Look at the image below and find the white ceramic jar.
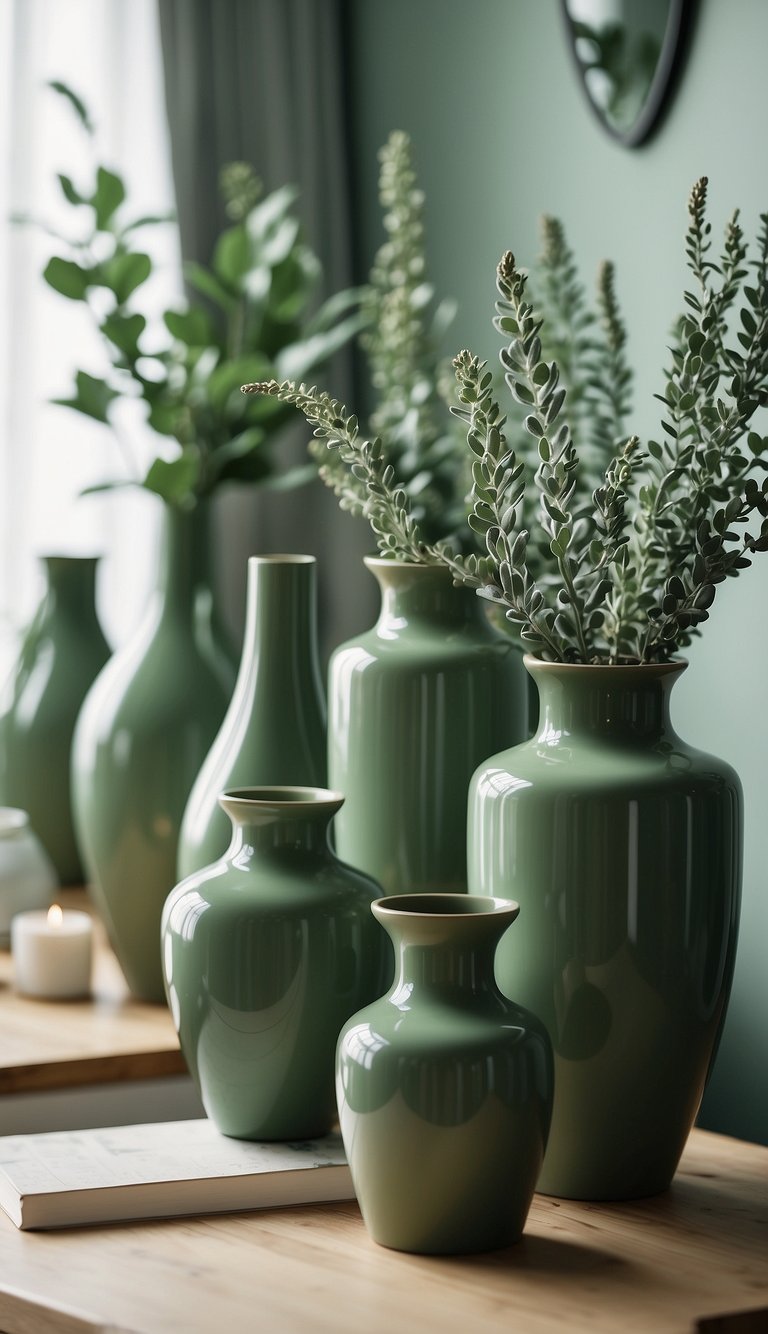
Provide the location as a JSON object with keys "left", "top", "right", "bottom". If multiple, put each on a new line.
{"left": 0, "top": 809, "right": 57, "bottom": 945}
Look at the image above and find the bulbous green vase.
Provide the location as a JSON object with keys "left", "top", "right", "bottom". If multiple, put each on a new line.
{"left": 0, "top": 556, "right": 110, "bottom": 883}
{"left": 329, "top": 558, "right": 527, "bottom": 896}
{"left": 177, "top": 555, "right": 326, "bottom": 879}
{"left": 468, "top": 656, "right": 742, "bottom": 1201}
{"left": 72, "top": 504, "right": 235, "bottom": 1002}
{"left": 162, "top": 787, "right": 385, "bottom": 1140}
{"left": 336, "top": 894, "right": 553, "bottom": 1254}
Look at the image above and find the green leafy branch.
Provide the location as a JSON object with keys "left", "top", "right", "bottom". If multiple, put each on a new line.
{"left": 442, "top": 179, "right": 768, "bottom": 663}
{"left": 22, "top": 82, "right": 362, "bottom": 508}
{"left": 241, "top": 379, "right": 436, "bottom": 564}
{"left": 359, "top": 131, "right": 470, "bottom": 547}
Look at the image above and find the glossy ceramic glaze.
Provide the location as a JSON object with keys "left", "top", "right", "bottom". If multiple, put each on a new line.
{"left": 0, "top": 808, "right": 57, "bottom": 944}
{"left": 329, "top": 558, "right": 526, "bottom": 897}
{"left": 178, "top": 556, "right": 326, "bottom": 878}
{"left": 337, "top": 894, "right": 553, "bottom": 1254}
{"left": 163, "top": 787, "right": 385, "bottom": 1140}
{"left": 469, "top": 656, "right": 742, "bottom": 1200}
{"left": 72, "top": 505, "right": 235, "bottom": 1002}
{"left": 0, "top": 557, "right": 110, "bottom": 883}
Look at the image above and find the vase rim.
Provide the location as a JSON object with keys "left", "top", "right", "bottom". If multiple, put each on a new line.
{"left": 248, "top": 554, "right": 316, "bottom": 565}
{"left": 363, "top": 556, "right": 446, "bottom": 574}
{"left": 219, "top": 785, "right": 344, "bottom": 811}
{"left": 0, "top": 808, "right": 29, "bottom": 839}
{"left": 523, "top": 654, "right": 687, "bottom": 678}
{"left": 373, "top": 893, "right": 520, "bottom": 921}
{"left": 40, "top": 553, "right": 102, "bottom": 564}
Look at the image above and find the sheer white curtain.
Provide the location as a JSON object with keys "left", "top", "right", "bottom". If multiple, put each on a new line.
{"left": 0, "top": 0, "right": 180, "bottom": 672}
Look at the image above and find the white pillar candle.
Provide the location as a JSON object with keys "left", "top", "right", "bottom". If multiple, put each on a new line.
{"left": 11, "top": 904, "right": 93, "bottom": 999}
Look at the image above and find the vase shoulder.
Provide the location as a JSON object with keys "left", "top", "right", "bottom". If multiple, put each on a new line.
{"left": 473, "top": 733, "right": 741, "bottom": 798}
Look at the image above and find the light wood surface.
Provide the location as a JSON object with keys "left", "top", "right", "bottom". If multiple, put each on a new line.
{"left": 0, "top": 890, "right": 184, "bottom": 1094}
{"left": 0, "top": 1129, "right": 764, "bottom": 1334}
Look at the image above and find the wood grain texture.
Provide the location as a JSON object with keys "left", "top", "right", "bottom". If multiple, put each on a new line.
{"left": 0, "top": 1130, "right": 764, "bottom": 1334}
{"left": 0, "top": 890, "right": 184, "bottom": 1093}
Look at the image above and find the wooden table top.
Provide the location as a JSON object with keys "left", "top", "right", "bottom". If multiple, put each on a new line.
{"left": 0, "top": 890, "right": 185, "bottom": 1094}
{"left": 0, "top": 1129, "right": 764, "bottom": 1334}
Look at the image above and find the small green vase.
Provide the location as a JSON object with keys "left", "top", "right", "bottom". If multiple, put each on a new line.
{"left": 178, "top": 555, "right": 326, "bottom": 879}
{"left": 72, "top": 504, "right": 235, "bottom": 1002}
{"left": 163, "top": 787, "right": 385, "bottom": 1140}
{"left": 0, "top": 557, "right": 110, "bottom": 883}
{"left": 469, "top": 656, "right": 742, "bottom": 1200}
{"left": 329, "top": 558, "right": 526, "bottom": 896}
{"left": 336, "top": 894, "right": 553, "bottom": 1254}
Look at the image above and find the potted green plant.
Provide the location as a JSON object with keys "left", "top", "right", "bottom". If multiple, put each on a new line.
{"left": 245, "top": 132, "right": 526, "bottom": 903}
{"left": 438, "top": 177, "right": 766, "bottom": 1202}
{"left": 24, "top": 82, "right": 360, "bottom": 1001}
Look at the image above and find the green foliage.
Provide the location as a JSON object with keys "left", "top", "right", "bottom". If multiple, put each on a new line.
{"left": 353, "top": 131, "right": 469, "bottom": 546}
{"left": 27, "top": 82, "right": 362, "bottom": 508}
{"left": 244, "top": 379, "right": 437, "bottom": 563}
{"left": 443, "top": 179, "right": 768, "bottom": 663}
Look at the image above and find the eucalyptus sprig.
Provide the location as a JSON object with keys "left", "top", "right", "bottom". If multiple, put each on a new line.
{"left": 444, "top": 179, "right": 768, "bottom": 663}
{"left": 516, "top": 219, "right": 633, "bottom": 574}
{"left": 242, "top": 379, "right": 436, "bottom": 564}
{"left": 354, "top": 131, "right": 470, "bottom": 546}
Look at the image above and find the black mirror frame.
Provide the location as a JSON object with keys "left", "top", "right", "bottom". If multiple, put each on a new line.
{"left": 561, "top": 0, "right": 696, "bottom": 148}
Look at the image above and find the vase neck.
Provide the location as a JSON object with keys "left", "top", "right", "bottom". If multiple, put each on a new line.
{"left": 220, "top": 789, "right": 341, "bottom": 860}
{"left": 529, "top": 660, "right": 685, "bottom": 743}
{"left": 239, "top": 555, "right": 320, "bottom": 684}
{"left": 375, "top": 896, "right": 518, "bottom": 1003}
{"left": 41, "top": 556, "right": 100, "bottom": 621}
{"left": 366, "top": 559, "right": 485, "bottom": 632}
{"left": 156, "top": 504, "right": 212, "bottom": 618}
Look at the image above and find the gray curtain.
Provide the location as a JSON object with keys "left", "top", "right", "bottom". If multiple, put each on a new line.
{"left": 158, "top": 0, "right": 374, "bottom": 657}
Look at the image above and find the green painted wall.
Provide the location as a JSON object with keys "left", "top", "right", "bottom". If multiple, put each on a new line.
{"left": 348, "top": 0, "right": 768, "bottom": 1144}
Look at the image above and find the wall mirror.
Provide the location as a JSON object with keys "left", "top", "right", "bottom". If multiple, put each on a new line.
{"left": 561, "top": 0, "right": 691, "bottom": 146}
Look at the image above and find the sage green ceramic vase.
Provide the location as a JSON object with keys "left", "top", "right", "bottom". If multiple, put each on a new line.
{"left": 329, "top": 558, "right": 526, "bottom": 896}
{"left": 162, "top": 787, "right": 385, "bottom": 1140}
{"left": 469, "top": 656, "right": 742, "bottom": 1201}
{"left": 336, "top": 894, "right": 553, "bottom": 1254}
{"left": 72, "top": 504, "right": 235, "bottom": 1002}
{"left": 0, "top": 557, "right": 110, "bottom": 883}
{"left": 177, "top": 555, "right": 326, "bottom": 879}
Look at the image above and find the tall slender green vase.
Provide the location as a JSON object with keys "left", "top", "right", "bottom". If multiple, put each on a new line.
{"left": 336, "top": 894, "right": 553, "bottom": 1254}
{"left": 0, "top": 556, "right": 110, "bottom": 884}
{"left": 469, "top": 656, "right": 742, "bottom": 1200}
{"left": 163, "top": 787, "right": 385, "bottom": 1140}
{"left": 177, "top": 555, "right": 326, "bottom": 879}
{"left": 72, "top": 504, "right": 235, "bottom": 1002}
{"left": 329, "top": 558, "right": 527, "bottom": 897}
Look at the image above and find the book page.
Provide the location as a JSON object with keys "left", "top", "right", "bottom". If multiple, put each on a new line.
{"left": 0, "top": 1121, "right": 347, "bottom": 1197}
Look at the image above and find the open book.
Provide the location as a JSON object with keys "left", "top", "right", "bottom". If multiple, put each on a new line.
{"left": 0, "top": 1119, "right": 353, "bottom": 1230}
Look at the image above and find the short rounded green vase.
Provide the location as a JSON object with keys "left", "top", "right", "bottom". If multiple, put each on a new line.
{"left": 162, "top": 787, "right": 385, "bottom": 1140}
{"left": 336, "top": 894, "right": 553, "bottom": 1254}
{"left": 329, "top": 558, "right": 527, "bottom": 896}
{"left": 178, "top": 555, "right": 326, "bottom": 879}
{"left": 469, "top": 656, "right": 742, "bottom": 1201}
{"left": 72, "top": 504, "right": 235, "bottom": 1002}
{"left": 0, "top": 556, "right": 110, "bottom": 883}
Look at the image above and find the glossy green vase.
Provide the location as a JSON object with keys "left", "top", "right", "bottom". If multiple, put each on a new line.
{"left": 162, "top": 787, "right": 385, "bottom": 1140}
{"left": 329, "top": 558, "right": 526, "bottom": 896}
{"left": 469, "top": 657, "right": 742, "bottom": 1200}
{"left": 0, "top": 557, "right": 110, "bottom": 883}
{"left": 72, "top": 504, "right": 235, "bottom": 1002}
{"left": 177, "top": 555, "right": 326, "bottom": 879}
{"left": 336, "top": 894, "right": 553, "bottom": 1254}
